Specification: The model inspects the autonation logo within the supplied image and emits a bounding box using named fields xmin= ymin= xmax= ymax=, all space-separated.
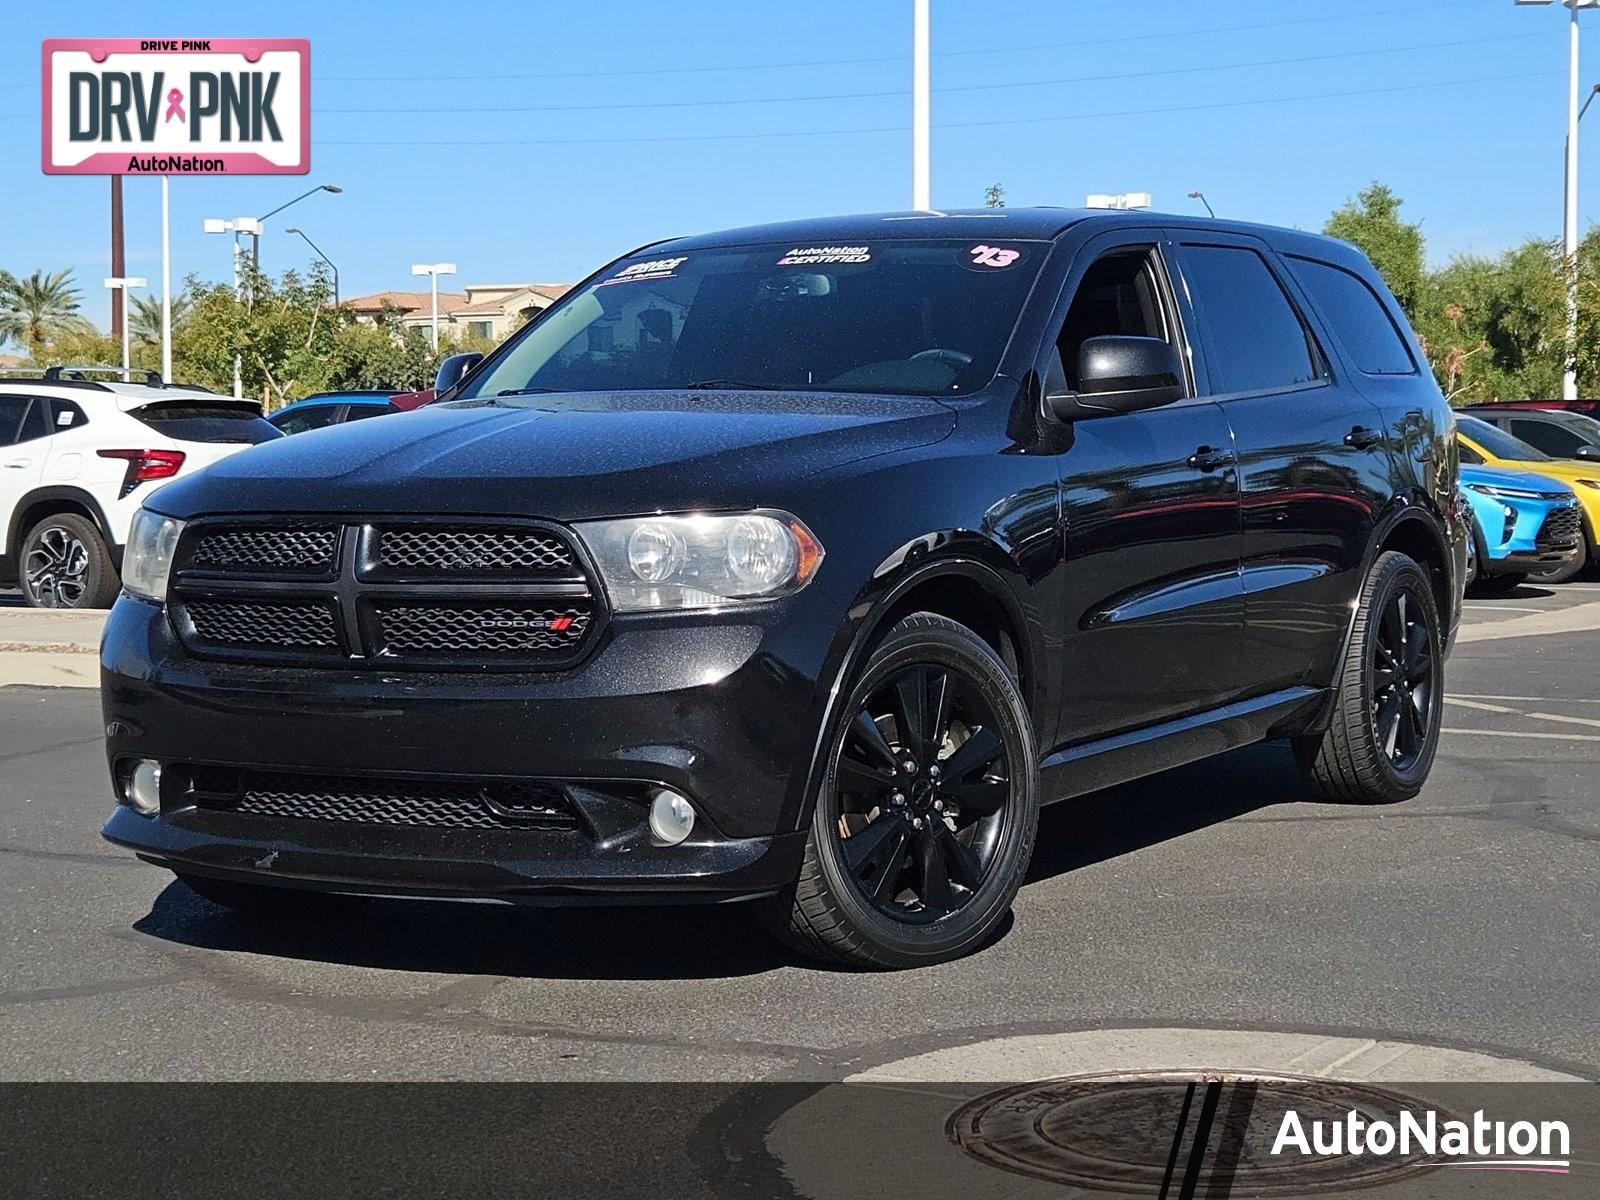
xmin=1273 ymin=1107 xmax=1572 ymax=1174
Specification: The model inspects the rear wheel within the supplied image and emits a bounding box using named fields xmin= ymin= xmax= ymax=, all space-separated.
xmin=20 ymin=512 xmax=118 ymax=609
xmin=1296 ymin=551 xmax=1443 ymax=804
xmin=762 ymin=613 xmax=1038 ymax=969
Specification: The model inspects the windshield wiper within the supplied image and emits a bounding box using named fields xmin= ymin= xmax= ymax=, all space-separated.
xmin=494 ymin=386 xmax=563 ymax=396
xmin=683 ymin=379 xmax=777 ymax=391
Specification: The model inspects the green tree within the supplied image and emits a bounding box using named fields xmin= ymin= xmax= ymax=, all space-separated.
xmin=984 ymin=183 xmax=1005 ymax=208
xmin=0 ymin=268 xmax=92 ymax=355
xmin=129 ymin=292 xmax=193 ymax=343
xmin=1324 ymin=183 xmax=1425 ymax=318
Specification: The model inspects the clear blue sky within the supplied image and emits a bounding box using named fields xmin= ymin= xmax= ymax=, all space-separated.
xmin=0 ymin=0 xmax=1585 ymax=329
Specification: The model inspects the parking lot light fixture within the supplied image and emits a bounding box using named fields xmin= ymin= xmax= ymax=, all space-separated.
xmin=252 ymin=183 xmax=342 ymax=270
xmin=1188 ymin=190 xmax=1217 ymax=218
xmin=102 ymin=275 xmax=147 ymax=374
xmin=410 ymin=262 xmax=458 ymax=351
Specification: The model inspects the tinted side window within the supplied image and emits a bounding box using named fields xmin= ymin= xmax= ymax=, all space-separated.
xmin=1287 ymin=256 xmax=1416 ymax=375
xmin=0 ymin=396 xmax=30 ymax=445
xmin=1457 ymin=440 xmax=1484 ymax=465
xmin=341 ymin=404 xmax=392 ymax=422
xmin=1053 ymin=247 xmax=1172 ymax=391
xmin=1181 ymin=245 xmax=1320 ymax=394
xmin=1512 ymin=419 xmax=1583 ymax=456
xmin=16 ymin=398 xmax=50 ymax=443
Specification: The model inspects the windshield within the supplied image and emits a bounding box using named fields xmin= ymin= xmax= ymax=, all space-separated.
xmin=1459 ymin=416 xmax=1551 ymax=462
xmin=459 ymin=239 xmax=1046 ymax=399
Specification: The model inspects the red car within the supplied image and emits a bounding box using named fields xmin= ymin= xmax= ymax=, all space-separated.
xmin=1470 ymin=398 xmax=1600 ymax=419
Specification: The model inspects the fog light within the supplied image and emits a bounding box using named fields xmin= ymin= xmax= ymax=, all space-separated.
xmin=127 ymin=759 xmax=162 ymax=815
xmin=649 ymin=788 xmax=696 ymax=845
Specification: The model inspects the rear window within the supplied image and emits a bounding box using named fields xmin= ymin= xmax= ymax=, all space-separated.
xmin=131 ymin=401 xmax=282 ymax=444
xmin=1287 ymin=256 xmax=1416 ymax=375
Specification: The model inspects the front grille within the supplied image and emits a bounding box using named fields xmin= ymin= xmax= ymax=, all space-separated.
xmin=374 ymin=526 xmax=575 ymax=577
xmin=374 ymin=603 xmax=592 ymax=657
xmin=1537 ymin=504 xmax=1582 ymax=550
xmin=189 ymin=525 xmax=338 ymax=575
xmin=169 ymin=517 xmax=603 ymax=670
xmin=195 ymin=769 xmax=575 ymax=831
xmin=184 ymin=598 xmax=341 ymax=651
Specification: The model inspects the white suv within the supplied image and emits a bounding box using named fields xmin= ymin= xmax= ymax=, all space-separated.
xmin=0 ymin=368 xmax=280 ymax=608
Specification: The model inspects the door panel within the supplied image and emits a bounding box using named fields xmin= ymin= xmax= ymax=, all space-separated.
xmin=0 ymin=397 xmax=49 ymax=557
xmin=1173 ymin=236 xmax=1390 ymax=694
xmin=1043 ymin=231 xmax=1246 ymax=745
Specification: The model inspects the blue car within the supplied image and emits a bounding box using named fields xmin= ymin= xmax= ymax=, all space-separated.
xmin=268 ymin=391 xmax=400 ymax=435
xmin=1461 ymin=463 xmax=1582 ymax=590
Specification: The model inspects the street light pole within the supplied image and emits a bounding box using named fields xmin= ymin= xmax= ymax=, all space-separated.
xmin=251 ymin=183 xmax=342 ymax=271
xmin=912 ymin=0 xmax=930 ymax=210
xmin=410 ymin=263 xmax=458 ymax=351
xmin=1520 ymin=0 xmax=1600 ymax=399
xmin=1187 ymin=190 xmax=1217 ymax=218
xmin=102 ymin=276 xmax=146 ymax=374
xmin=285 ymin=227 xmax=340 ymax=307
xmin=203 ymin=216 xmax=261 ymax=398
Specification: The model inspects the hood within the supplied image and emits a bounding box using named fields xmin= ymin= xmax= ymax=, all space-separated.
xmin=1460 ymin=463 xmax=1577 ymax=496
xmin=147 ymin=389 xmax=956 ymax=521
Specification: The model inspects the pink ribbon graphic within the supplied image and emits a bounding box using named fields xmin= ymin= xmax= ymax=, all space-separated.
xmin=164 ymin=88 xmax=185 ymax=123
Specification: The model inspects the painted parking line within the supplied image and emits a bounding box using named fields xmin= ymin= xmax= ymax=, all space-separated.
xmin=1441 ymin=727 xmax=1600 ymax=742
xmin=1445 ymin=697 xmax=1518 ymax=714
xmin=1526 ymin=710 xmax=1600 ymax=730
xmin=1454 ymin=692 xmax=1600 ymax=705
xmin=1463 ymin=605 xmax=1548 ymax=614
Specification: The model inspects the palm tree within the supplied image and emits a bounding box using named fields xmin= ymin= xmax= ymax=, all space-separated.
xmin=0 ymin=268 xmax=91 ymax=355
xmin=130 ymin=291 xmax=191 ymax=343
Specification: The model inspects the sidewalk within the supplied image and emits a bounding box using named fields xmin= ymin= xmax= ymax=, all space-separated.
xmin=0 ymin=605 xmax=105 ymax=688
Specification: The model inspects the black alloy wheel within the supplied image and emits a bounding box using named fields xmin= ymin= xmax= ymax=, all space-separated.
xmin=1370 ymin=583 xmax=1434 ymax=772
xmin=763 ymin=613 xmax=1038 ymax=969
xmin=829 ymin=663 xmax=1011 ymax=923
xmin=1296 ymin=551 xmax=1443 ymax=804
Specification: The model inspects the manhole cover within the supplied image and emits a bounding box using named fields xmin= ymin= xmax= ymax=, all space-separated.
xmin=947 ymin=1071 xmax=1447 ymax=1195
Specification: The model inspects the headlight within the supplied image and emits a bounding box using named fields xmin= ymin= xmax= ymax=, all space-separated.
xmin=576 ymin=511 xmax=823 ymax=611
xmin=121 ymin=509 xmax=185 ymax=603
xmin=1466 ymin=482 xmax=1556 ymax=500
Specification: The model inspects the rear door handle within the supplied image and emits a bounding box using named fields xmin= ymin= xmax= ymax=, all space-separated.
xmin=1344 ymin=426 xmax=1384 ymax=450
xmin=1187 ymin=446 xmax=1231 ymax=472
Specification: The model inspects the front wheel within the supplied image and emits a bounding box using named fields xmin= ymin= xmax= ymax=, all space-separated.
xmin=1527 ymin=537 xmax=1588 ymax=584
xmin=1295 ymin=551 xmax=1443 ymax=804
xmin=762 ymin=613 xmax=1039 ymax=969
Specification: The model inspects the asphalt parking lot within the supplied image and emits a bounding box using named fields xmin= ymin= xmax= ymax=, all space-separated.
xmin=2 ymin=583 xmax=1597 ymax=1083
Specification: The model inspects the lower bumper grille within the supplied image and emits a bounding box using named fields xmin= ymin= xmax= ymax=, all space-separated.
xmin=1536 ymin=505 xmax=1582 ymax=551
xmin=190 ymin=768 xmax=577 ymax=831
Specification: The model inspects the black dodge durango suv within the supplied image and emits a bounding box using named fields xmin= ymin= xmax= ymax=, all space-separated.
xmin=101 ymin=210 xmax=1465 ymax=968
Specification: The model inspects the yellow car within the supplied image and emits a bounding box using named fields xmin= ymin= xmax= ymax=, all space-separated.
xmin=1458 ymin=415 xmax=1599 ymax=581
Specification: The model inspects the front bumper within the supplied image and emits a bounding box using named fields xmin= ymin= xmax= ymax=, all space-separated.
xmin=99 ymin=593 xmax=840 ymax=902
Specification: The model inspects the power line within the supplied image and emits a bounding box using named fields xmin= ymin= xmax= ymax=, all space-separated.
xmin=316 ymin=31 xmax=1544 ymax=116
xmin=318 ymin=0 xmax=1483 ymax=83
xmin=319 ymin=68 xmax=1559 ymax=148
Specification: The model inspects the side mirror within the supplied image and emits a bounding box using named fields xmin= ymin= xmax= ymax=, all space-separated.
xmin=433 ymin=352 xmax=484 ymax=397
xmin=1574 ymin=444 xmax=1600 ymax=462
xmin=1047 ymin=335 xmax=1185 ymax=421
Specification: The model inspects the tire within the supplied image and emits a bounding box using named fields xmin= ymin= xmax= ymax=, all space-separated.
xmin=1472 ymin=571 xmax=1528 ymax=595
xmin=175 ymin=871 xmax=344 ymax=918
xmin=1295 ymin=551 xmax=1443 ymax=804
xmin=19 ymin=512 xmax=119 ymax=609
xmin=1527 ymin=536 xmax=1587 ymax=584
xmin=761 ymin=613 xmax=1039 ymax=969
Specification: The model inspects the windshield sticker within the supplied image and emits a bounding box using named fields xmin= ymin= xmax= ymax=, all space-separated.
xmin=600 ymin=256 xmax=688 ymax=286
xmin=777 ymin=245 xmax=871 ymax=266
xmin=965 ymin=243 xmax=1026 ymax=270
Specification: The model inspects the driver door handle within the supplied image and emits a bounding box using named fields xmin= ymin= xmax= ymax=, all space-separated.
xmin=3 ymin=458 xmax=32 ymax=469
xmin=1344 ymin=426 xmax=1384 ymax=450
xmin=1187 ymin=446 xmax=1231 ymax=473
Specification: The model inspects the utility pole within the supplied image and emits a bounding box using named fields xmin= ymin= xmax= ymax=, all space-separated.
xmin=109 ymin=178 xmax=125 ymax=340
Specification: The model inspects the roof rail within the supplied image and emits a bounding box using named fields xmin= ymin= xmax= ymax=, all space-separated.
xmin=41 ymin=365 xmax=165 ymax=387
